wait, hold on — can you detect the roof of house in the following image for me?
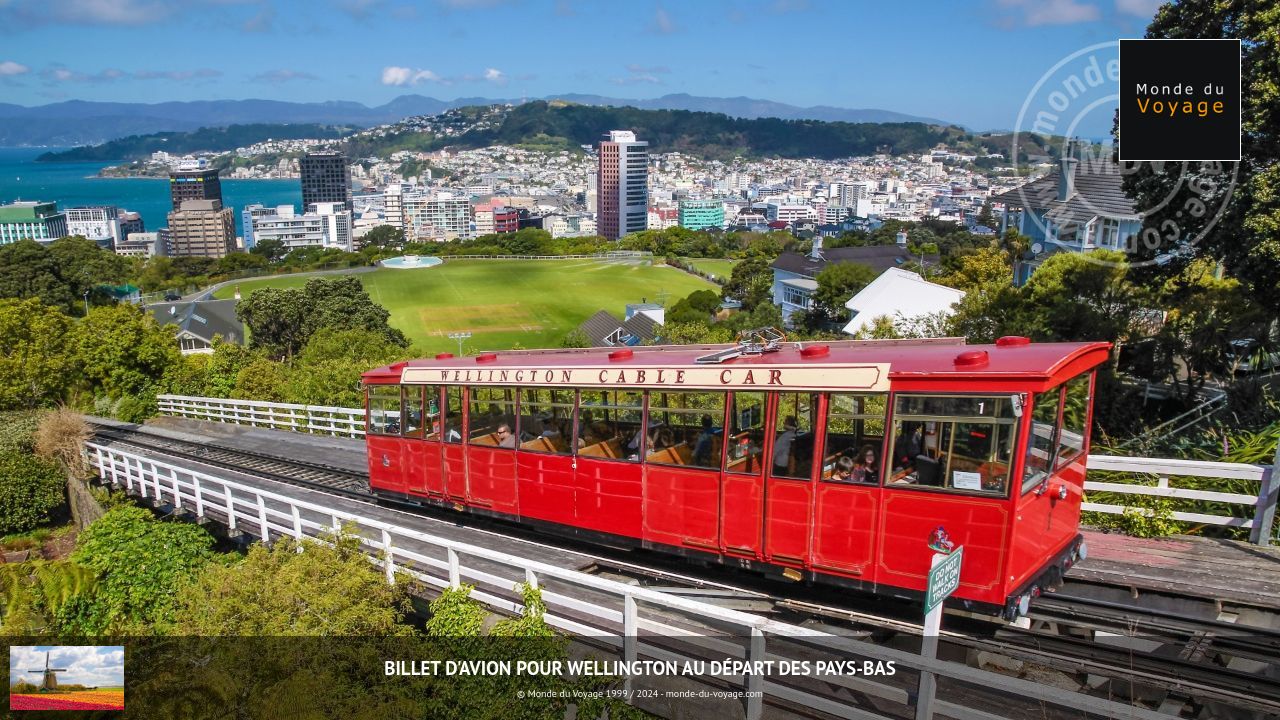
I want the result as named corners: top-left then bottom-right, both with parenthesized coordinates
top-left (842, 267), bottom-right (966, 336)
top-left (771, 245), bottom-right (937, 279)
top-left (575, 309), bottom-right (662, 347)
top-left (991, 159), bottom-right (1138, 226)
top-left (148, 299), bottom-right (244, 345)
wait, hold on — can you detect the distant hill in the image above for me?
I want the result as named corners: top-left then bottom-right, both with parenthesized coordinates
top-left (36, 124), bottom-right (356, 163)
top-left (0, 94), bottom-right (954, 146)
top-left (342, 102), bottom-right (961, 161)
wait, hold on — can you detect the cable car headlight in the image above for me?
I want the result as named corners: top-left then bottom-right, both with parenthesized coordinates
top-left (1017, 594), bottom-right (1031, 617)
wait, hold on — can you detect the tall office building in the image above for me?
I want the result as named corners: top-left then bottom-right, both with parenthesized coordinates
top-left (597, 130), bottom-right (648, 240)
top-left (65, 206), bottom-right (122, 247)
top-left (301, 151), bottom-right (352, 213)
top-left (169, 168), bottom-right (222, 211)
top-left (168, 199), bottom-right (235, 258)
top-left (0, 201), bottom-right (67, 244)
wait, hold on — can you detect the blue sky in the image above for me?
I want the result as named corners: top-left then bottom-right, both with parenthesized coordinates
top-left (9, 646), bottom-right (125, 687)
top-left (0, 0), bottom-right (1162, 132)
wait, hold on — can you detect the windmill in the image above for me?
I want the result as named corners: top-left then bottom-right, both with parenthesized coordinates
top-left (28, 651), bottom-right (67, 691)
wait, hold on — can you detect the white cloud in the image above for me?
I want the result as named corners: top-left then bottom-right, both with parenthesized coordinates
top-left (996, 0), bottom-right (1099, 26)
top-left (9, 646), bottom-right (124, 688)
top-left (483, 67), bottom-right (506, 84)
top-left (0, 60), bottom-right (30, 76)
top-left (381, 66), bottom-right (445, 86)
top-left (1114, 0), bottom-right (1161, 17)
top-left (651, 3), bottom-right (676, 33)
top-left (0, 0), bottom-right (181, 26)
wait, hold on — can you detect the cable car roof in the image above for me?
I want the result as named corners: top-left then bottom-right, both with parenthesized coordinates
top-left (365, 337), bottom-right (1111, 391)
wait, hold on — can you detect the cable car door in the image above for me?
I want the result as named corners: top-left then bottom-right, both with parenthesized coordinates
top-left (810, 393), bottom-right (886, 582)
top-left (440, 386), bottom-right (468, 502)
top-left (763, 392), bottom-right (820, 568)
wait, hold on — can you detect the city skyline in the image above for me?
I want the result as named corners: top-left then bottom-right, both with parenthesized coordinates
top-left (0, 0), bottom-right (1160, 135)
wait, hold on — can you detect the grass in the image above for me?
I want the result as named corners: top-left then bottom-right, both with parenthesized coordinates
top-left (213, 258), bottom-right (715, 353)
top-left (680, 257), bottom-right (738, 280)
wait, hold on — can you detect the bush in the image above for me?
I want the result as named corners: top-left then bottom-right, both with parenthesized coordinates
top-left (0, 450), bottom-right (65, 535)
top-left (0, 411), bottom-right (41, 453)
top-left (114, 393), bottom-right (156, 424)
top-left (10, 681), bottom-right (38, 694)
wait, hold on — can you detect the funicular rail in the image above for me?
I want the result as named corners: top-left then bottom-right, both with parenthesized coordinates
top-left (86, 426), bottom-right (1280, 715)
top-left (87, 441), bottom-right (1178, 720)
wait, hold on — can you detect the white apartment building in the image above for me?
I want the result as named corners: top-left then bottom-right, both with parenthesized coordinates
top-left (766, 202), bottom-right (817, 224)
top-left (114, 230), bottom-right (170, 258)
top-left (473, 207), bottom-right (495, 235)
top-left (244, 204), bottom-right (353, 251)
top-left (402, 194), bottom-right (471, 242)
top-left (65, 206), bottom-right (122, 245)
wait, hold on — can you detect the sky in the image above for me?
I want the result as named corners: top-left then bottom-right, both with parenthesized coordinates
top-left (9, 646), bottom-right (125, 687)
top-left (0, 0), bottom-right (1163, 133)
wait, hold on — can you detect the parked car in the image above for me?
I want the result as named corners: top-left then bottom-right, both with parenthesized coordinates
top-left (1223, 339), bottom-right (1280, 374)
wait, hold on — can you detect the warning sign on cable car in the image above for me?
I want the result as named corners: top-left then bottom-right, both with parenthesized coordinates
top-left (924, 546), bottom-right (963, 614)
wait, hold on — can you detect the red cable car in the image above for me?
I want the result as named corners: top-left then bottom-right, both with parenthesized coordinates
top-left (362, 336), bottom-right (1109, 619)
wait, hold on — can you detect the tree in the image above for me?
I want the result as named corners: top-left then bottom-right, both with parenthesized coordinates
top-left (214, 251), bottom-right (268, 276)
top-left (74, 304), bottom-right (181, 402)
top-left (63, 506), bottom-right (215, 634)
top-left (0, 299), bottom-right (78, 409)
top-left (202, 341), bottom-right (259, 398)
top-left (936, 246), bottom-right (1013, 293)
top-left (48, 235), bottom-right (132, 303)
top-left (0, 240), bottom-right (75, 313)
top-left (975, 200), bottom-right (997, 230)
top-left (721, 255), bottom-right (773, 311)
top-left (173, 530), bottom-right (413, 635)
top-left (812, 262), bottom-right (878, 324)
top-left (559, 329), bottom-right (591, 348)
top-left (360, 224), bottom-right (405, 250)
top-left (249, 238), bottom-right (288, 263)
top-left (1122, 1), bottom-right (1280, 312)
top-left (1021, 250), bottom-right (1141, 345)
top-left (237, 276), bottom-right (407, 358)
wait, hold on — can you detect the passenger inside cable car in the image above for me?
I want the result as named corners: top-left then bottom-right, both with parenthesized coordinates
top-left (889, 395), bottom-right (1016, 494)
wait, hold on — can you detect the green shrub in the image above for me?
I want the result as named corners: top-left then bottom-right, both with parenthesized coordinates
top-left (0, 450), bottom-right (65, 535)
top-left (10, 681), bottom-right (38, 694)
top-left (114, 393), bottom-right (156, 424)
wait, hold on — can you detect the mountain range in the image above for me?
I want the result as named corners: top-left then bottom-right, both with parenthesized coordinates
top-left (0, 94), bottom-right (954, 147)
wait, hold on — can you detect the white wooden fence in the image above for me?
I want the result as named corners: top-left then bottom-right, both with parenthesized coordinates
top-left (153, 395), bottom-right (1279, 545)
top-left (157, 395), bottom-right (365, 438)
top-left (85, 441), bottom-right (1173, 720)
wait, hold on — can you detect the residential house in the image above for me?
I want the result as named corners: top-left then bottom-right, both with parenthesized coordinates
top-left (148, 299), bottom-right (244, 355)
top-left (992, 140), bottom-right (1141, 285)
top-left (575, 309), bottom-right (662, 347)
top-left (842, 267), bottom-right (965, 336)
top-left (770, 242), bottom-right (937, 324)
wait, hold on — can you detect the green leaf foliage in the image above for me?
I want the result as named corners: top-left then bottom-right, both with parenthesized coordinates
top-left (237, 276), bottom-right (407, 358)
top-left (0, 299), bottom-right (78, 410)
top-left (0, 450), bottom-right (65, 535)
top-left (74, 304), bottom-right (181, 401)
top-left (173, 529), bottom-right (413, 636)
top-left (67, 506), bottom-right (215, 634)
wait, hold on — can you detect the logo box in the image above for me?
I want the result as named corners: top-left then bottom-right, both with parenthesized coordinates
top-left (1119, 38), bottom-right (1241, 162)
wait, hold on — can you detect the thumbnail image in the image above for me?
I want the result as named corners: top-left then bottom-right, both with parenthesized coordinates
top-left (9, 646), bottom-right (124, 711)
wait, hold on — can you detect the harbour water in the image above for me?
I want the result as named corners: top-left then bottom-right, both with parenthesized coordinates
top-left (0, 147), bottom-right (302, 237)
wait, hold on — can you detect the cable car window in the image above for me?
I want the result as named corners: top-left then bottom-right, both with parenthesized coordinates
top-left (422, 387), bottom-right (441, 441)
top-left (772, 392), bottom-right (819, 480)
top-left (647, 390), bottom-right (726, 469)
top-left (890, 394), bottom-right (1017, 496)
top-left (725, 392), bottom-right (766, 475)
top-left (469, 386), bottom-right (518, 449)
top-left (1055, 373), bottom-right (1091, 470)
top-left (1022, 389), bottom-right (1061, 493)
top-left (442, 386), bottom-right (464, 444)
top-left (367, 385), bottom-right (401, 435)
top-left (823, 393), bottom-right (887, 484)
top-left (519, 388), bottom-right (575, 455)
top-left (577, 389), bottom-right (643, 462)
top-left (402, 386), bottom-right (426, 439)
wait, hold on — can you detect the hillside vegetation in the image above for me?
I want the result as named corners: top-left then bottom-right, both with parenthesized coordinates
top-left (36, 123), bottom-right (356, 163)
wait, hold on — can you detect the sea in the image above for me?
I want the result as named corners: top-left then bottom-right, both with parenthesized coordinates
top-left (0, 147), bottom-right (302, 237)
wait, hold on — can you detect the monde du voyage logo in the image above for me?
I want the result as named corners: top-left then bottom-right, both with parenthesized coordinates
top-left (1119, 38), bottom-right (1241, 162)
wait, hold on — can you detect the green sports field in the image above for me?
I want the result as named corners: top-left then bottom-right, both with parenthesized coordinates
top-left (212, 258), bottom-right (716, 353)
top-left (681, 257), bottom-right (738, 280)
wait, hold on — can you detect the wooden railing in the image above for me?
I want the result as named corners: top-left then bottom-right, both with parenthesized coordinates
top-left (156, 395), bottom-right (365, 438)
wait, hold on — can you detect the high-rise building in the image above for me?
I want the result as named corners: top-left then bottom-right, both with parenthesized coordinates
top-left (678, 200), bottom-right (725, 231)
top-left (169, 167), bottom-right (222, 211)
top-left (301, 151), bottom-right (352, 213)
top-left (597, 130), bottom-right (648, 240)
top-left (168, 199), bottom-right (235, 258)
top-left (402, 194), bottom-right (471, 241)
top-left (240, 204), bottom-right (279, 250)
top-left (0, 201), bottom-right (67, 244)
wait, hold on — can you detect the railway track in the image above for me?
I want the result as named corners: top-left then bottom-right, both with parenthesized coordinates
top-left (89, 421), bottom-right (1280, 717)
